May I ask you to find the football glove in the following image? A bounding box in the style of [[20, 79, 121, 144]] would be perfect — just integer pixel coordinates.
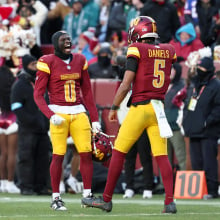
[[50, 114, 65, 125], [92, 121, 101, 134]]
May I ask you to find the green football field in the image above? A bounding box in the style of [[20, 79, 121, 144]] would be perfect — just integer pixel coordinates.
[[0, 193, 220, 220]]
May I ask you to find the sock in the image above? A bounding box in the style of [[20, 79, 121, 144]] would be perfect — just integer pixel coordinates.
[[50, 154, 64, 193], [79, 152, 93, 189], [103, 149, 126, 202], [155, 155, 174, 205], [52, 192, 60, 200], [83, 189, 91, 197]]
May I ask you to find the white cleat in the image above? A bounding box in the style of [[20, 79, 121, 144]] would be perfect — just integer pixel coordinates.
[[123, 189, 135, 199], [143, 190, 152, 199], [51, 197, 67, 211], [6, 181, 21, 194]]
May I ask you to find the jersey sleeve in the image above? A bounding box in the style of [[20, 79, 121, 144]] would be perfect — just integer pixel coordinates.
[[80, 59, 99, 122], [126, 45, 140, 60], [34, 57, 54, 119]]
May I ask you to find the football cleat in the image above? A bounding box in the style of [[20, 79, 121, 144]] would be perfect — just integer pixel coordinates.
[[6, 181, 20, 194], [81, 196, 112, 212], [81, 192, 94, 208], [123, 189, 135, 198], [128, 16, 158, 44], [92, 131, 113, 162], [162, 202, 177, 214], [142, 190, 152, 199], [50, 196, 67, 211]]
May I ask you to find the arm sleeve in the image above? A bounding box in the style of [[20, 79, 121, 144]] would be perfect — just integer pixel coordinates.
[[126, 57, 138, 72], [80, 69, 99, 122]]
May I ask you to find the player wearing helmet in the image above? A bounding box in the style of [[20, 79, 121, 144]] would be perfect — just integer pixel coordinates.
[[82, 16, 177, 214], [34, 31, 101, 211]]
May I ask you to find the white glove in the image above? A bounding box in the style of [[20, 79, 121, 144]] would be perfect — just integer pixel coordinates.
[[92, 121, 101, 133], [50, 114, 65, 125]]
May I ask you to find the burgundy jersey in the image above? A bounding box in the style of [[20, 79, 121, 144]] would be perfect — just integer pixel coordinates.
[[127, 42, 177, 103], [34, 53, 98, 121]]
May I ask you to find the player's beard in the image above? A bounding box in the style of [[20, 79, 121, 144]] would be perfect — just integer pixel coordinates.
[[54, 50, 71, 60]]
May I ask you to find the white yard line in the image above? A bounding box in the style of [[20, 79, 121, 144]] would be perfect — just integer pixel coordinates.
[[1, 212, 220, 218], [0, 197, 220, 206]]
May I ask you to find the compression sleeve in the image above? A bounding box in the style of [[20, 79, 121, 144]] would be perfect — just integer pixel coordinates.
[[126, 57, 138, 73]]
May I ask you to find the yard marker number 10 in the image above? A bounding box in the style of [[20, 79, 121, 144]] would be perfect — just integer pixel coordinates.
[[174, 171, 208, 199]]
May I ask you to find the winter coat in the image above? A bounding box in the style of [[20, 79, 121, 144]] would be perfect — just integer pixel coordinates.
[[182, 74, 220, 138], [10, 72, 49, 133], [140, 0, 181, 43], [169, 23, 204, 60]]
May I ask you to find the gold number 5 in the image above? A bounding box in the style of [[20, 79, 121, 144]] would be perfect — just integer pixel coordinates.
[[152, 59, 165, 88]]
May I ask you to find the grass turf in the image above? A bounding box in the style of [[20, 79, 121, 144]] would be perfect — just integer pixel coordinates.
[[0, 193, 220, 220]]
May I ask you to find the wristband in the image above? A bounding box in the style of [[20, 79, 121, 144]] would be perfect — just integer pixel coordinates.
[[111, 104, 119, 110]]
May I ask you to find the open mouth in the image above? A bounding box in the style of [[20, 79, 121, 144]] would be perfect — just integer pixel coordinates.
[[64, 44, 71, 53]]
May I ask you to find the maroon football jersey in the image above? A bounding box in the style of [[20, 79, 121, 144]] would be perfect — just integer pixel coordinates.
[[34, 53, 98, 122], [127, 42, 177, 103]]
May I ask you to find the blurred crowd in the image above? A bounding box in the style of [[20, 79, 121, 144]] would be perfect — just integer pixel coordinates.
[[1, 0, 220, 198]]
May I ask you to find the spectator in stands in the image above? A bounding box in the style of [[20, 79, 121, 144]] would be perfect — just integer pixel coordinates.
[[0, 58, 20, 194], [174, 0, 186, 26], [16, 0, 48, 46], [62, 0, 92, 46], [169, 22, 204, 61], [140, 0, 181, 43], [95, 0, 111, 42], [74, 30, 98, 63], [106, 0, 133, 41], [88, 45, 117, 78], [41, 0, 72, 44], [11, 54, 51, 195], [82, 0, 100, 28], [184, 0, 199, 32], [110, 30, 128, 51], [196, 0, 220, 47], [47, 0, 72, 22], [126, 0, 145, 31], [182, 56, 220, 199], [164, 63, 186, 171]]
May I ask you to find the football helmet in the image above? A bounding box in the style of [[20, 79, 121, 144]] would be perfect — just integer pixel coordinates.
[[128, 16, 158, 44], [92, 131, 113, 162]]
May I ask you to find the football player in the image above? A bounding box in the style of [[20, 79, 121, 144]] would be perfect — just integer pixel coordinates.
[[81, 16, 177, 214], [34, 31, 101, 211]]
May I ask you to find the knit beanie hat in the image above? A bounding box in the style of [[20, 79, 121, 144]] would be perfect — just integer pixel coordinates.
[[22, 54, 36, 73], [198, 57, 215, 72]]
